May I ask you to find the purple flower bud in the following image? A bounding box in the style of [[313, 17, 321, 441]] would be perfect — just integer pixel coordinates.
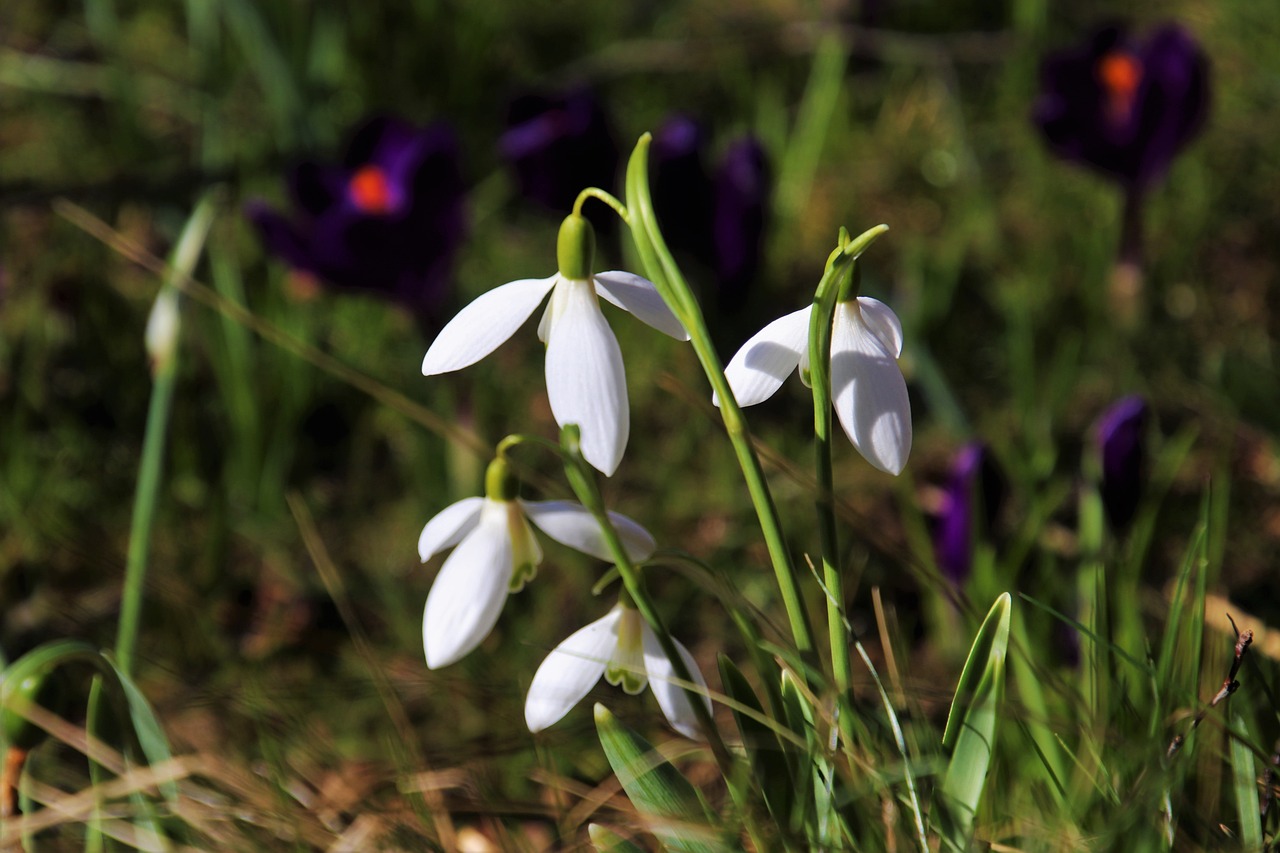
[[1032, 23, 1209, 190], [1095, 396, 1149, 531], [500, 88, 618, 213], [931, 443, 1006, 584], [712, 137, 770, 303], [246, 117, 467, 320], [651, 115, 714, 261]]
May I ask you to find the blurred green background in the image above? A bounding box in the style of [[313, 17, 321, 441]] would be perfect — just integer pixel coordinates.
[[1, 0, 1278, 848]]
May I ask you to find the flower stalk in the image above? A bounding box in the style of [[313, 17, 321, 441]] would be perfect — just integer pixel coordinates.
[[115, 194, 216, 676], [557, 427, 726, 762], [622, 133, 818, 662], [807, 226, 888, 749]]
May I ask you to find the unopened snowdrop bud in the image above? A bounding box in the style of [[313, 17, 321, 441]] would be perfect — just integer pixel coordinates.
[[484, 456, 519, 502], [557, 214, 596, 281], [145, 288, 181, 375]]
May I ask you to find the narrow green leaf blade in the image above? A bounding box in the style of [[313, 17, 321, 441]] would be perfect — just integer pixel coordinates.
[[718, 655, 794, 824], [594, 704, 722, 853], [935, 593, 1012, 850], [589, 822, 649, 853], [1229, 714, 1262, 851]]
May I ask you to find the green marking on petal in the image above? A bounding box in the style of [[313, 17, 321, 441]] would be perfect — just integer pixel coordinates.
[[509, 561, 538, 592]]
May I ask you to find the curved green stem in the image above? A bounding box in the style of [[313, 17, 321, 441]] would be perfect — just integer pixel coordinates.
[[115, 195, 216, 676], [573, 187, 629, 223], [807, 227, 887, 753], [623, 133, 817, 661], [556, 426, 769, 847], [808, 243, 855, 727]]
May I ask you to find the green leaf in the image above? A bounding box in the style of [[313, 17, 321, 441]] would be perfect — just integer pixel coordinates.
[[718, 655, 794, 825], [594, 704, 723, 853], [935, 593, 1012, 851], [1229, 714, 1262, 851], [589, 823, 649, 852], [778, 669, 816, 834]]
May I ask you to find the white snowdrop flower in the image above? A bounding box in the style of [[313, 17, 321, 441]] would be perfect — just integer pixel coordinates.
[[418, 459, 655, 669], [422, 214, 688, 476], [524, 604, 711, 740], [717, 297, 911, 475]]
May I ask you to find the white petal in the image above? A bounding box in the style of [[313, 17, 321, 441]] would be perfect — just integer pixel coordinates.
[[544, 279, 629, 476], [422, 276, 557, 374], [593, 271, 689, 341], [855, 296, 904, 358], [524, 608, 621, 732], [641, 624, 712, 740], [422, 501, 513, 668], [714, 306, 812, 407], [521, 500, 656, 562], [830, 302, 912, 475], [417, 496, 484, 562]]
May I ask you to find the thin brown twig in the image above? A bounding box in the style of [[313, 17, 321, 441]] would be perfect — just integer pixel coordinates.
[[1166, 618, 1253, 760]]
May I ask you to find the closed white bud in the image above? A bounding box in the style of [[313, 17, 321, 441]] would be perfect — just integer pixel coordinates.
[[145, 288, 181, 373]]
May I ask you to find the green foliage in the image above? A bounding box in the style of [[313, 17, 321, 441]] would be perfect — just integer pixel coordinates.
[[594, 704, 722, 853], [3, 0, 1280, 849], [936, 593, 1012, 851]]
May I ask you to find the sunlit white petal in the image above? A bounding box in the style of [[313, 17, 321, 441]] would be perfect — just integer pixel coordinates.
[[641, 625, 711, 740], [423, 501, 513, 669], [855, 296, 904, 358], [525, 608, 622, 732], [422, 276, 558, 375], [544, 279, 629, 476], [521, 501, 656, 562], [830, 302, 912, 475], [593, 271, 689, 341], [417, 497, 485, 562], [716, 306, 812, 407]]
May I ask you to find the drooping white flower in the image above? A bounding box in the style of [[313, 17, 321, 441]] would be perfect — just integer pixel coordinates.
[[524, 604, 711, 740], [421, 214, 688, 476], [419, 496, 655, 669], [716, 297, 912, 475]]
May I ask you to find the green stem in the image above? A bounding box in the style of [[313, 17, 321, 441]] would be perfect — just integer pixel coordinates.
[[114, 349, 179, 676], [557, 427, 768, 847], [808, 242, 856, 746], [114, 195, 217, 676], [573, 187, 629, 222], [623, 134, 817, 660]]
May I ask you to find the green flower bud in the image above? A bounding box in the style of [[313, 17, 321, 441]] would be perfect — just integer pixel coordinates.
[[556, 214, 596, 281], [1, 671, 66, 750], [484, 457, 519, 502]]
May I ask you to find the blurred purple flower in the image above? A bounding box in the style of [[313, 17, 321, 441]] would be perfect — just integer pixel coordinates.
[[1095, 396, 1148, 531], [651, 115, 714, 261], [650, 118, 770, 302], [931, 443, 1006, 584], [500, 88, 618, 213], [1032, 23, 1209, 191], [247, 117, 467, 319], [712, 137, 770, 302]]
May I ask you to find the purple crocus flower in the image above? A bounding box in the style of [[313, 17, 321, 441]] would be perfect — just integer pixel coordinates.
[[247, 117, 467, 321], [712, 137, 770, 304], [500, 88, 618, 214], [651, 115, 714, 261], [1095, 396, 1148, 531], [931, 443, 1006, 584], [1032, 23, 1209, 192], [649, 119, 771, 304]]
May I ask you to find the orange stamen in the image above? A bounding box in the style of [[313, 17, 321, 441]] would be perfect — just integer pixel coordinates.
[[348, 165, 396, 215], [1097, 51, 1143, 122]]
